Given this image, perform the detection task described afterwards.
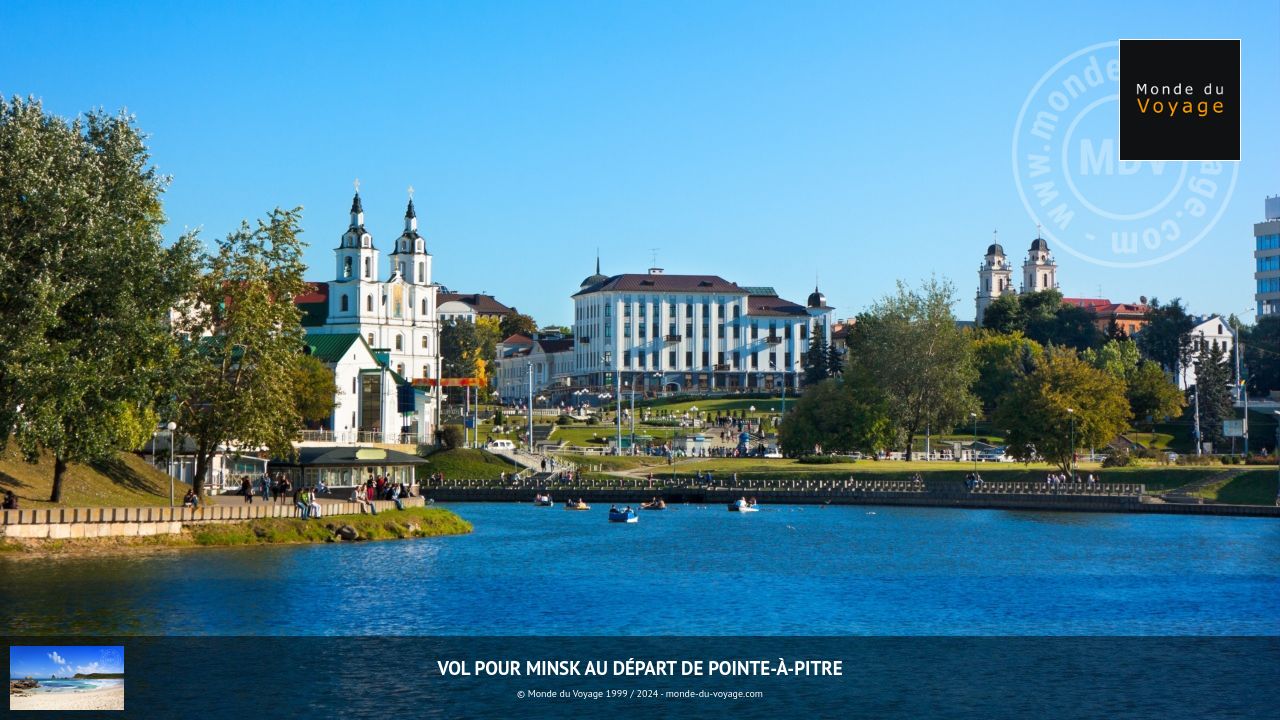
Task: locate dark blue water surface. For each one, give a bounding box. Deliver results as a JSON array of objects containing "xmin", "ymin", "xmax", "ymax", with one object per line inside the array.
[{"xmin": 2, "ymin": 503, "xmax": 1277, "ymax": 636}]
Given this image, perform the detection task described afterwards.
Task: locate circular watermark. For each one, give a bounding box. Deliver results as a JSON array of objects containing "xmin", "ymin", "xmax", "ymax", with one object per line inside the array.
[{"xmin": 1012, "ymin": 41, "xmax": 1237, "ymax": 268}]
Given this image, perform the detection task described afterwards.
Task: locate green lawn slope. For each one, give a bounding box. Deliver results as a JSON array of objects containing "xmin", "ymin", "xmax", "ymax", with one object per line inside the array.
[{"xmin": 0, "ymin": 445, "xmax": 189, "ymax": 508}]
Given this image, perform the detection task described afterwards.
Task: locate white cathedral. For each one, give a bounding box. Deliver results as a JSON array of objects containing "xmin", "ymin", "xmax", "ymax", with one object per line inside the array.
[
  {"xmin": 299, "ymin": 187, "xmax": 442, "ymax": 444},
  {"xmin": 974, "ymin": 232, "xmax": 1058, "ymax": 324}
]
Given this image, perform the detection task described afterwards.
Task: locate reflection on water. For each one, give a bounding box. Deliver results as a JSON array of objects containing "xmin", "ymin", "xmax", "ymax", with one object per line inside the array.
[{"xmin": 1, "ymin": 504, "xmax": 1276, "ymax": 636}]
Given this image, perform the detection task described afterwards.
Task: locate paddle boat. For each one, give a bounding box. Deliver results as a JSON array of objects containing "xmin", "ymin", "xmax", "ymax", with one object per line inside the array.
[
  {"xmin": 641, "ymin": 499, "xmax": 666, "ymax": 510},
  {"xmin": 564, "ymin": 500, "xmax": 591, "ymax": 511},
  {"xmin": 608, "ymin": 507, "xmax": 639, "ymax": 523},
  {"xmin": 533, "ymin": 494, "xmax": 554, "ymax": 507},
  {"xmin": 727, "ymin": 498, "xmax": 759, "ymax": 512}
]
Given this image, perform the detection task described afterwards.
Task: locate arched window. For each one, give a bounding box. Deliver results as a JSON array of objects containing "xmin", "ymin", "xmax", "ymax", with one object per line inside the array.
[
  {"xmin": 421, "ymin": 336, "xmax": 428, "ymax": 349},
  {"xmin": 422, "ymin": 365, "xmax": 430, "ymax": 378},
  {"xmin": 396, "ymin": 363, "xmax": 405, "ymax": 376},
  {"xmin": 395, "ymin": 334, "xmax": 403, "ymax": 351},
  {"xmin": 343, "ymin": 257, "xmax": 352, "ymax": 278},
  {"xmin": 417, "ymin": 262, "xmax": 424, "ymax": 281},
  {"xmin": 340, "ymin": 294, "xmax": 349, "ymax": 312},
  {"xmin": 352, "ymin": 378, "xmax": 357, "ymax": 393},
  {"xmin": 421, "ymin": 298, "xmax": 428, "ymax": 315},
  {"xmin": 364, "ymin": 257, "xmax": 371, "ymax": 278},
  {"xmin": 398, "ymin": 261, "xmax": 405, "ymax": 276},
  {"xmin": 367, "ymin": 333, "xmax": 374, "ymax": 346},
  {"xmin": 366, "ymin": 295, "xmax": 373, "ymax": 312}
]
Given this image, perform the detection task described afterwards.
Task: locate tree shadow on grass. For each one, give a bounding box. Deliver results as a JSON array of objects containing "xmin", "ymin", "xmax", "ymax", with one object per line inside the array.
[{"xmin": 88, "ymin": 456, "xmax": 162, "ymax": 495}]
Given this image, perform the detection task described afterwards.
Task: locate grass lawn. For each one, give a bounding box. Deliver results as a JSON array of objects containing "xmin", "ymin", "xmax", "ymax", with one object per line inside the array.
[
  {"xmin": 0, "ymin": 445, "xmax": 190, "ymax": 508},
  {"xmin": 417, "ymin": 448, "xmax": 522, "ymax": 480},
  {"xmin": 553, "ymin": 453, "xmax": 670, "ymax": 471},
  {"xmin": 551, "ymin": 425, "xmax": 686, "ymax": 447},
  {"xmin": 652, "ymin": 457, "xmax": 1224, "ymax": 490},
  {"xmin": 1193, "ymin": 470, "xmax": 1279, "ymax": 505}
]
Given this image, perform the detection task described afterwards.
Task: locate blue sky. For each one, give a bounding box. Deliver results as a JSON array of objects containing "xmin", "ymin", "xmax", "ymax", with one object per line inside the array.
[
  {"xmin": 9, "ymin": 646, "xmax": 124, "ymax": 678},
  {"xmin": 1, "ymin": 1, "xmax": 1276, "ymax": 324}
]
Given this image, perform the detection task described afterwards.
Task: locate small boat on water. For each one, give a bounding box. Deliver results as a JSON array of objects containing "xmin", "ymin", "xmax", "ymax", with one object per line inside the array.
[
  {"xmin": 727, "ymin": 498, "xmax": 759, "ymax": 512},
  {"xmin": 564, "ymin": 501, "xmax": 591, "ymax": 511},
  {"xmin": 533, "ymin": 494, "xmax": 554, "ymax": 507},
  {"xmin": 608, "ymin": 508, "xmax": 639, "ymax": 523},
  {"xmin": 641, "ymin": 499, "xmax": 666, "ymax": 510}
]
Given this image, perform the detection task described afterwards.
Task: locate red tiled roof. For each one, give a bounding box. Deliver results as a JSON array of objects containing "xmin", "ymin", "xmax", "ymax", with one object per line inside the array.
[
  {"xmin": 501, "ymin": 334, "xmax": 534, "ymax": 346},
  {"xmin": 295, "ymin": 282, "xmax": 329, "ymax": 304},
  {"xmin": 1062, "ymin": 297, "xmax": 1149, "ymax": 316}
]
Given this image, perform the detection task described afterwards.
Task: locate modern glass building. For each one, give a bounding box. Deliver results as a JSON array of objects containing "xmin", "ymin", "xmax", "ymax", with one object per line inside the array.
[{"xmin": 1254, "ymin": 195, "xmax": 1280, "ymax": 316}]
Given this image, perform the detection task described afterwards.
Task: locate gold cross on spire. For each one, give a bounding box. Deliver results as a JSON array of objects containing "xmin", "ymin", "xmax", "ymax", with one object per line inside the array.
[
  {"xmin": 408, "ymin": 184, "xmax": 415, "ymax": 200},
  {"xmin": 354, "ymin": 178, "xmax": 360, "ymax": 193}
]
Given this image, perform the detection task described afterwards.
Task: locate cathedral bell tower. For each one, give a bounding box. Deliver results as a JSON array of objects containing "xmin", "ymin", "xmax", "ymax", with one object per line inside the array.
[
  {"xmin": 388, "ymin": 186, "xmax": 431, "ymax": 286},
  {"xmin": 976, "ymin": 232, "xmax": 1012, "ymax": 324},
  {"xmin": 1021, "ymin": 230, "xmax": 1057, "ymax": 294},
  {"xmin": 330, "ymin": 180, "xmax": 382, "ymax": 322}
]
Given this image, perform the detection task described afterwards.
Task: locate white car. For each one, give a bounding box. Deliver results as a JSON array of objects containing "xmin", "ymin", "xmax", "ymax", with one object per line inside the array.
[
  {"xmin": 763, "ymin": 450, "xmax": 783, "ymax": 459},
  {"xmin": 485, "ymin": 439, "xmax": 515, "ymax": 451}
]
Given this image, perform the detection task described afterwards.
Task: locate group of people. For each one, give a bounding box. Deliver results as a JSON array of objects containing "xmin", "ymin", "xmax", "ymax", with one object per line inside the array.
[
  {"xmin": 2, "ymin": 489, "xmax": 17, "ymax": 509},
  {"xmin": 351, "ymin": 475, "xmax": 413, "ymax": 514},
  {"xmin": 964, "ymin": 472, "xmax": 985, "ymax": 491},
  {"xmin": 1045, "ymin": 473, "xmax": 1097, "ymax": 485},
  {"xmin": 236, "ymin": 472, "xmax": 301, "ymax": 504}
]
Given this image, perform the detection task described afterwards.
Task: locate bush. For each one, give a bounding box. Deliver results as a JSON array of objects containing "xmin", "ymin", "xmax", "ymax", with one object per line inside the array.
[
  {"xmin": 797, "ymin": 455, "xmax": 845, "ymax": 464},
  {"xmin": 584, "ymin": 415, "xmax": 598, "ymax": 425},
  {"xmin": 436, "ymin": 425, "xmax": 463, "ymax": 450},
  {"xmin": 1102, "ymin": 450, "xmax": 1135, "ymax": 468},
  {"xmin": 1131, "ymin": 446, "xmax": 1160, "ymax": 460},
  {"xmin": 1174, "ymin": 454, "xmax": 1218, "ymax": 466},
  {"xmin": 1246, "ymin": 455, "xmax": 1275, "ymax": 465},
  {"xmin": 555, "ymin": 415, "xmax": 575, "ymax": 426}
]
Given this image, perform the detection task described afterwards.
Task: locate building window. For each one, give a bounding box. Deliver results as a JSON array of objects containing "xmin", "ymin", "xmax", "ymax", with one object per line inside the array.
[
  {"xmin": 396, "ymin": 363, "xmax": 405, "ymax": 376},
  {"xmin": 623, "ymin": 350, "xmax": 631, "ymax": 366},
  {"xmin": 417, "ymin": 262, "xmax": 424, "ymax": 281},
  {"xmin": 423, "ymin": 365, "xmax": 430, "ymax": 378},
  {"xmin": 668, "ymin": 350, "xmax": 677, "ymax": 367},
  {"xmin": 363, "ymin": 257, "xmax": 371, "ymax": 278},
  {"xmin": 366, "ymin": 295, "xmax": 373, "ymax": 312},
  {"xmin": 421, "ymin": 336, "xmax": 428, "ymax": 349},
  {"xmin": 343, "ymin": 257, "xmax": 353, "ymax": 278},
  {"xmin": 340, "ymin": 294, "xmax": 349, "ymax": 312},
  {"xmin": 395, "ymin": 334, "xmax": 403, "ymax": 351},
  {"xmin": 367, "ymin": 333, "xmax": 374, "ymax": 346},
  {"xmin": 685, "ymin": 351, "xmax": 693, "ymax": 366},
  {"xmin": 398, "ymin": 261, "xmax": 405, "ymax": 276}
]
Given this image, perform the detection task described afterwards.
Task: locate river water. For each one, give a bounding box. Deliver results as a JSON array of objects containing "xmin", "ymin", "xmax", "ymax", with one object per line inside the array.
[{"xmin": 1, "ymin": 503, "xmax": 1276, "ymax": 636}]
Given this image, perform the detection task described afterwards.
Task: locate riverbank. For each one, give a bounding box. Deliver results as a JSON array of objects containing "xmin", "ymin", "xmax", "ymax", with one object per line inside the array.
[
  {"xmin": 9, "ymin": 683, "xmax": 125, "ymax": 711},
  {"xmin": 0, "ymin": 507, "xmax": 472, "ymax": 557}
]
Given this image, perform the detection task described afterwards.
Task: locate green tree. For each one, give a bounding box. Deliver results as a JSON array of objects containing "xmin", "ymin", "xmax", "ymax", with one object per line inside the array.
[
  {"xmin": 803, "ymin": 325, "xmax": 830, "ymax": 386},
  {"xmin": 846, "ymin": 277, "xmax": 978, "ymax": 459},
  {"xmin": 1136, "ymin": 298, "xmax": 1194, "ymax": 374},
  {"xmin": 972, "ymin": 331, "xmax": 1043, "ymax": 411},
  {"xmin": 0, "ymin": 98, "xmax": 200, "ymax": 502},
  {"xmin": 826, "ymin": 332, "xmax": 844, "ymax": 377},
  {"xmin": 995, "ymin": 348, "xmax": 1131, "ymax": 473},
  {"xmin": 1243, "ymin": 315, "xmax": 1280, "ymax": 396},
  {"xmin": 1127, "ymin": 359, "xmax": 1184, "ymax": 431},
  {"xmin": 980, "ymin": 293, "xmax": 1024, "ymax": 334},
  {"xmin": 294, "ymin": 353, "xmax": 337, "ymax": 425},
  {"xmin": 779, "ymin": 378, "xmax": 894, "ymax": 456},
  {"xmin": 499, "ymin": 312, "xmax": 538, "ymax": 339},
  {"xmin": 1081, "ymin": 338, "xmax": 1140, "ymax": 382},
  {"xmin": 173, "ymin": 208, "xmax": 308, "ymax": 497},
  {"xmin": 1191, "ymin": 341, "xmax": 1233, "ymax": 448}
]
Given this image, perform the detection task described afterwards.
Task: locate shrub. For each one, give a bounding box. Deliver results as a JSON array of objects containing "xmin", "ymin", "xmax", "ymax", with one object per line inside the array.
[
  {"xmin": 584, "ymin": 415, "xmax": 598, "ymax": 425},
  {"xmin": 797, "ymin": 455, "xmax": 844, "ymax": 464},
  {"xmin": 1174, "ymin": 454, "xmax": 1217, "ymax": 466},
  {"xmin": 1102, "ymin": 450, "xmax": 1134, "ymax": 468},
  {"xmin": 436, "ymin": 425, "xmax": 463, "ymax": 450},
  {"xmin": 555, "ymin": 415, "xmax": 574, "ymax": 426}
]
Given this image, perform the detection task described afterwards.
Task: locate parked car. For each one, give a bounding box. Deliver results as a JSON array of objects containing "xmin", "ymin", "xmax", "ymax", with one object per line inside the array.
[{"xmin": 486, "ymin": 439, "xmax": 515, "ymax": 451}]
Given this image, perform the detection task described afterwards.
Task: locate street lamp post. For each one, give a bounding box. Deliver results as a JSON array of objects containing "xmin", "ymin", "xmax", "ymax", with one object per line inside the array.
[
  {"xmin": 1067, "ymin": 408, "xmax": 1076, "ymax": 482},
  {"xmin": 526, "ymin": 362, "xmax": 533, "ymax": 453},
  {"xmin": 969, "ymin": 412, "xmax": 978, "ymax": 474},
  {"xmin": 166, "ymin": 421, "xmax": 177, "ymax": 506}
]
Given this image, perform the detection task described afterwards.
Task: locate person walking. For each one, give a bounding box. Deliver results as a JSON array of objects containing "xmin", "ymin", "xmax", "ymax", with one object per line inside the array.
[{"xmin": 241, "ymin": 476, "xmax": 253, "ymax": 503}]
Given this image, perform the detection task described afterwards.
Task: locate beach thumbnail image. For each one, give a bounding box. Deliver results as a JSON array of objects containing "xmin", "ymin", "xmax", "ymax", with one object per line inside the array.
[{"xmin": 9, "ymin": 645, "xmax": 124, "ymax": 711}]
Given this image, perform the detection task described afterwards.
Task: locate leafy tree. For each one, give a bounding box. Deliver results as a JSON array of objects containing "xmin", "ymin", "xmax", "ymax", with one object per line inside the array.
[
  {"xmin": 972, "ymin": 331, "xmax": 1043, "ymax": 411},
  {"xmin": 779, "ymin": 378, "xmax": 894, "ymax": 456},
  {"xmin": 980, "ymin": 293, "xmax": 1023, "ymax": 334},
  {"xmin": 440, "ymin": 317, "xmax": 483, "ymax": 404},
  {"xmin": 1136, "ymin": 297, "xmax": 1194, "ymax": 375},
  {"xmin": 473, "ymin": 316, "xmax": 503, "ymax": 401},
  {"xmin": 294, "ymin": 353, "xmax": 337, "ymax": 425},
  {"xmin": 1081, "ymin": 338, "xmax": 1140, "ymax": 382},
  {"xmin": 803, "ymin": 325, "xmax": 830, "ymax": 386},
  {"xmin": 435, "ymin": 424, "xmax": 463, "ymax": 450},
  {"xmin": 173, "ymin": 208, "xmax": 308, "ymax": 497},
  {"xmin": 1243, "ymin": 315, "xmax": 1280, "ymax": 396},
  {"xmin": 1191, "ymin": 341, "xmax": 1233, "ymax": 448},
  {"xmin": 0, "ymin": 98, "xmax": 200, "ymax": 502},
  {"xmin": 846, "ymin": 277, "xmax": 978, "ymax": 459},
  {"xmin": 499, "ymin": 312, "xmax": 538, "ymax": 339},
  {"xmin": 1127, "ymin": 359, "xmax": 1184, "ymax": 431},
  {"xmin": 995, "ymin": 348, "xmax": 1131, "ymax": 473}
]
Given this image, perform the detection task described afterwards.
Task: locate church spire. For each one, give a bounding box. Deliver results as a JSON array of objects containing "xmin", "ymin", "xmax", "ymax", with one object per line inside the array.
[
  {"xmin": 404, "ymin": 185, "xmax": 418, "ymax": 234},
  {"xmin": 349, "ymin": 178, "xmax": 364, "ymax": 229}
]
